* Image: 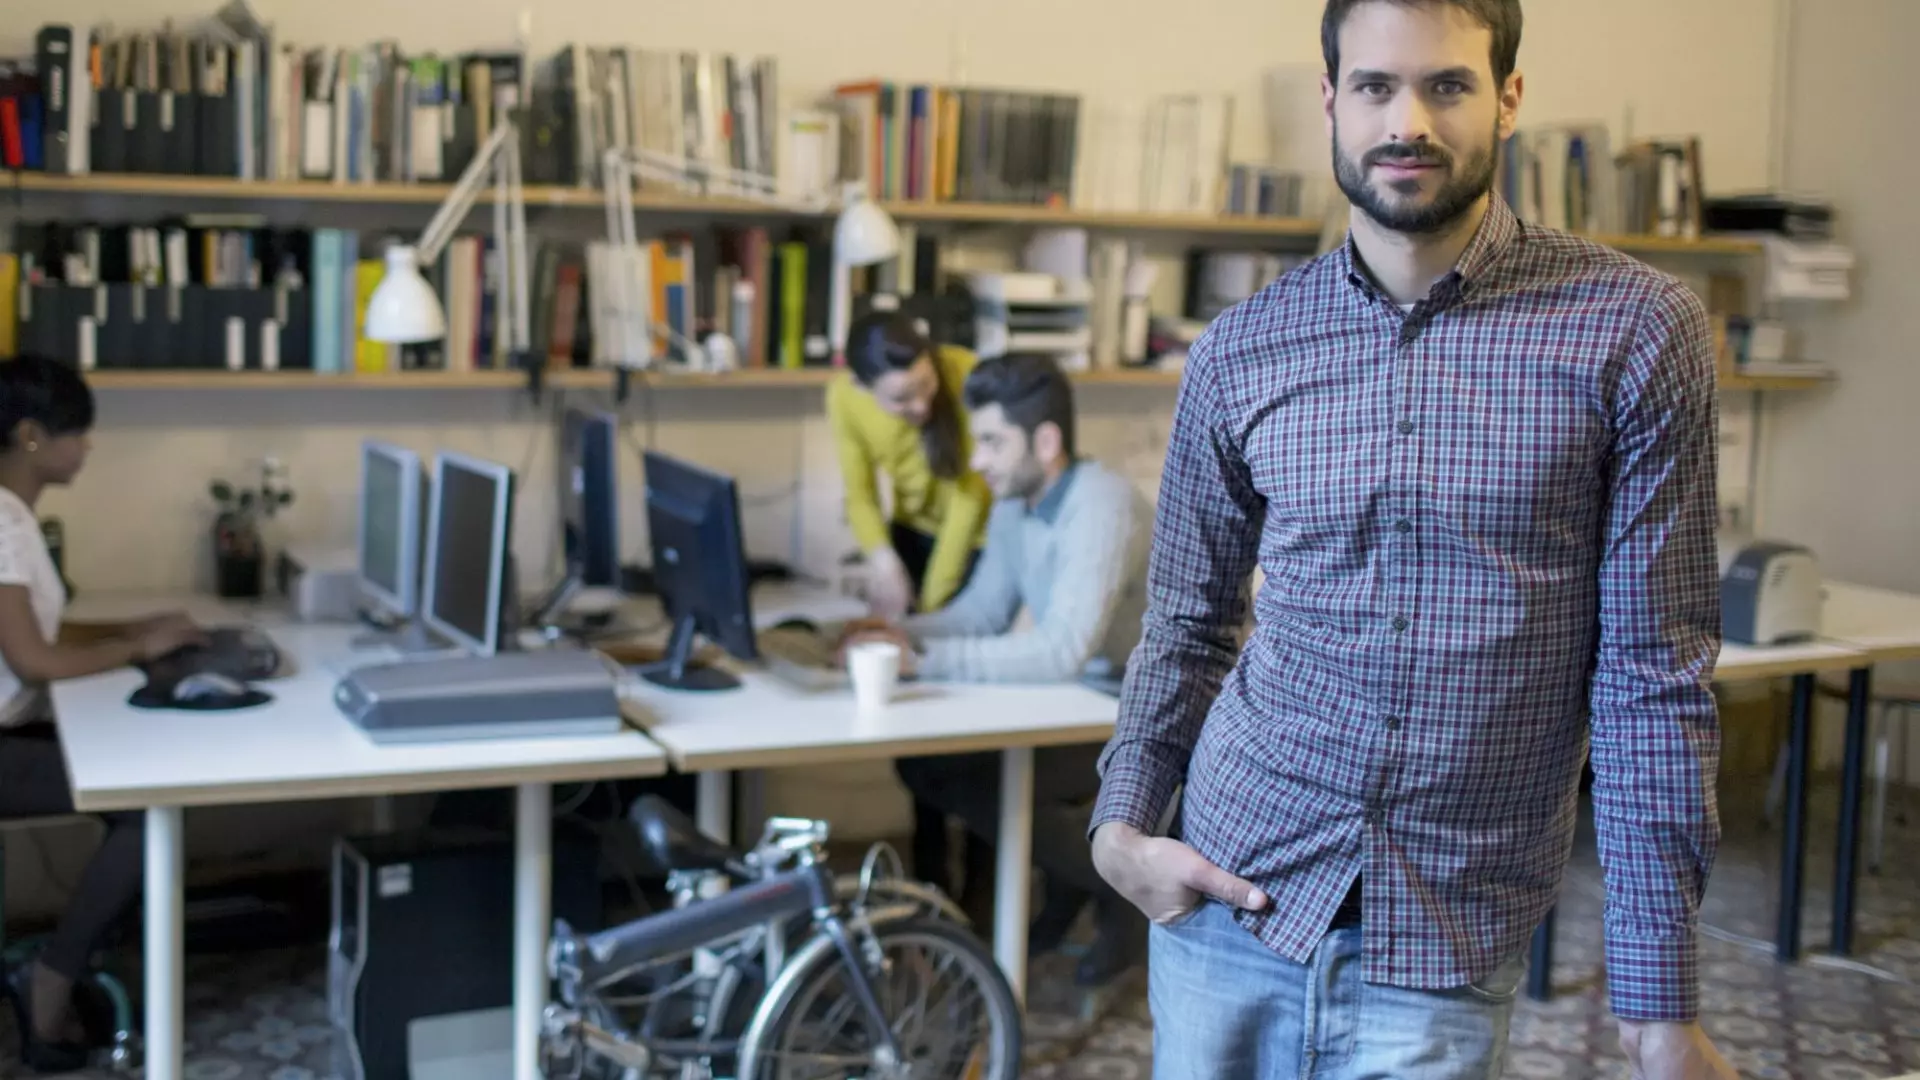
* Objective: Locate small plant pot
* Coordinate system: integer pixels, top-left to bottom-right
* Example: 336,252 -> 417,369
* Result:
213,513 -> 264,600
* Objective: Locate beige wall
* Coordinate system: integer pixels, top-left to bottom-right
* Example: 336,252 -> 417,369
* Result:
0,0 -> 1793,912
1758,0 -> 1920,775
1762,0 -> 1919,590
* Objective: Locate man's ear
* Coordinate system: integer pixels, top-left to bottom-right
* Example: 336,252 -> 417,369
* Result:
1032,421 -> 1063,465
1321,71 -> 1337,138
11,420 -> 42,450
1497,71 -> 1524,140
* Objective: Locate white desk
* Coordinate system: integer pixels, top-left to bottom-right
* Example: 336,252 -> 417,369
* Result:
52,598 -> 670,1080
1814,582 -> 1920,957
624,671 -> 1119,1000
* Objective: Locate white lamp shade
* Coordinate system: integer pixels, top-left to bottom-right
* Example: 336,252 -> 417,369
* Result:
834,197 -> 902,267
363,245 -> 447,344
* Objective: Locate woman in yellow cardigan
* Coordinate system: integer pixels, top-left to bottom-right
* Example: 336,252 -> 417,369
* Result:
827,312 -> 991,618
829,312 -> 994,902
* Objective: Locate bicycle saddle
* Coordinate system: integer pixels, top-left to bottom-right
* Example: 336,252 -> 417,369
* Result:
628,795 -> 748,877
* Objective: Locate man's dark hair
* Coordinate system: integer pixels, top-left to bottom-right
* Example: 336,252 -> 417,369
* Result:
0,354 -> 94,450
1321,0 -> 1523,87
962,355 -> 1076,457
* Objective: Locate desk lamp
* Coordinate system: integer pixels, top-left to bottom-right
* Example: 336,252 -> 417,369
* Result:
364,120 -> 533,387
600,152 -> 900,385
828,181 -> 902,363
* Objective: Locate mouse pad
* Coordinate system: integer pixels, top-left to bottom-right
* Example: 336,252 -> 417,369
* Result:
126,683 -> 275,711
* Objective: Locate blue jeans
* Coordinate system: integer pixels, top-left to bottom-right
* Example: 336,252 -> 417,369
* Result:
1147,901 -> 1524,1080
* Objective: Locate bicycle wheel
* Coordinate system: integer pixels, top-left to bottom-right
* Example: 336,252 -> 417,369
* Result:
737,915 -> 1021,1080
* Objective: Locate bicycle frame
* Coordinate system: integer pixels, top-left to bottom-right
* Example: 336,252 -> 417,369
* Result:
563,864 -> 834,989
548,852 -> 911,1073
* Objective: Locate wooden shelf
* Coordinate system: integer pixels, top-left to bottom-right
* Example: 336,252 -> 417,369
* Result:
1719,371 -> 1835,392
85,369 -> 599,390
1588,232 -> 1763,256
80,365 -> 1196,391
882,200 -> 1322,238
5,173 -> 1770,253
0,171 -> 804,217
84,365 -> 1823,393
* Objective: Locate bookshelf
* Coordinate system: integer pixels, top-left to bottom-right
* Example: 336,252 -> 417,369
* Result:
80,366 -> 1820,393
2,172 -> 1766,252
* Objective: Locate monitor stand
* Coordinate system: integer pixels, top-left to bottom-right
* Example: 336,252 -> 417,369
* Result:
527,575 -> 631,643
350,619 -> 447,656
636,615 -> 740,692
351,608 -> 447,655
525,574 -> 582,636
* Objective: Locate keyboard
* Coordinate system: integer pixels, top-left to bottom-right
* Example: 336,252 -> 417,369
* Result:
756,626 -> 849,691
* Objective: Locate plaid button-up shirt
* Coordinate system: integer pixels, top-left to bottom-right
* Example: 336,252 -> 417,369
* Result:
1093,194 -> 1722,1022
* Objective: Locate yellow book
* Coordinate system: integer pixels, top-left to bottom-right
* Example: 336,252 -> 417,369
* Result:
352,259 -> 392,373
0,255 -> 17,359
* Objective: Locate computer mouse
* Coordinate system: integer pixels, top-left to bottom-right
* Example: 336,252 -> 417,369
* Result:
172,672 -> 252,705
772,617 -> 822,635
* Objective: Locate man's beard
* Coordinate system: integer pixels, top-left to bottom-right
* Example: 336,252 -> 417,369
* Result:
1003,456 -> 1048,502
1332,121 -> 1498,235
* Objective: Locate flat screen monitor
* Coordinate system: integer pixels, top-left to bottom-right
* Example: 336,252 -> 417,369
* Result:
639,450 -> 757,691
358,440 -> 424,620
560,408 -> 620,589
421,450 -> 516,657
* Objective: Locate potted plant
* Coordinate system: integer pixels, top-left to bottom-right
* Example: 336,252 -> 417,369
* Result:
209,459 -> 294,599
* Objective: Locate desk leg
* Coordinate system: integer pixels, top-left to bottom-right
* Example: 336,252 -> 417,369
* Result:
144,805 -> 184,1080
512,783 -> 552,1080
994,747 -> 1034,1004
696,770 -> 733,844
1832,666 -> 1873,955
1778,673 -> 1814,962
1527,906 -> 1556,1002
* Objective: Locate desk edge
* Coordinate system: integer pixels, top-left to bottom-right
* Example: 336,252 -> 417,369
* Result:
650,722 -> 1116,773
68,754 -> 670,813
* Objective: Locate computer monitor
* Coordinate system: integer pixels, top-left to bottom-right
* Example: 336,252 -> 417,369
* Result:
638,451 -> 757,692
422,450 -> 517,657
357,440 -> 425,623
530,408 -> 621,631
562,409 -> 620,587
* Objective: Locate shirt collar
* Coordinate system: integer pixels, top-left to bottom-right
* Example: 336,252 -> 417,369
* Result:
1029,459 -> 1082,524
1339,191 -> 1521,300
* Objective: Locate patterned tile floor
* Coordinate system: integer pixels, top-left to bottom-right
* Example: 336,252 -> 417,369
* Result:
3,782 -> 1917,1079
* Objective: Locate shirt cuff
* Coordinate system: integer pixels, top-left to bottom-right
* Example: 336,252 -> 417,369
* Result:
1088,748 -> 1180,840
1605,929 -> 1700,1022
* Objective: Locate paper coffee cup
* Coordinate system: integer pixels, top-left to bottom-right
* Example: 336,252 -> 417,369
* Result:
846,641 -> 902,712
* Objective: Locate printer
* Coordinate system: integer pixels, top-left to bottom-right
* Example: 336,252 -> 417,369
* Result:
1718,537 -> 1823,646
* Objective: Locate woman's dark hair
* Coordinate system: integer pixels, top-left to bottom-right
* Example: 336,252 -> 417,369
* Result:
846,311 -> 964,480
0,354 -> 94,451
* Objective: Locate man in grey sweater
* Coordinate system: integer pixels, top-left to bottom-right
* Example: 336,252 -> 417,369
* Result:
844,354 -> 1153,985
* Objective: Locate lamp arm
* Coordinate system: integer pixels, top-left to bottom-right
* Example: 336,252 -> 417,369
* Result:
505,134 -> 531,354
417,121 -> 520,265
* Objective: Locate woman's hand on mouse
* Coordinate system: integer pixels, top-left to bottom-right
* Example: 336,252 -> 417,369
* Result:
137,611 -> 199,637
134,620 -> 208,663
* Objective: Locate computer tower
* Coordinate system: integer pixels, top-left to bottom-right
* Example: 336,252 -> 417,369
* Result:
328,826 -> 602,1080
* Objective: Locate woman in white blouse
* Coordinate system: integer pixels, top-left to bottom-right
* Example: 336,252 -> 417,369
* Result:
0,355 -> 206,1072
